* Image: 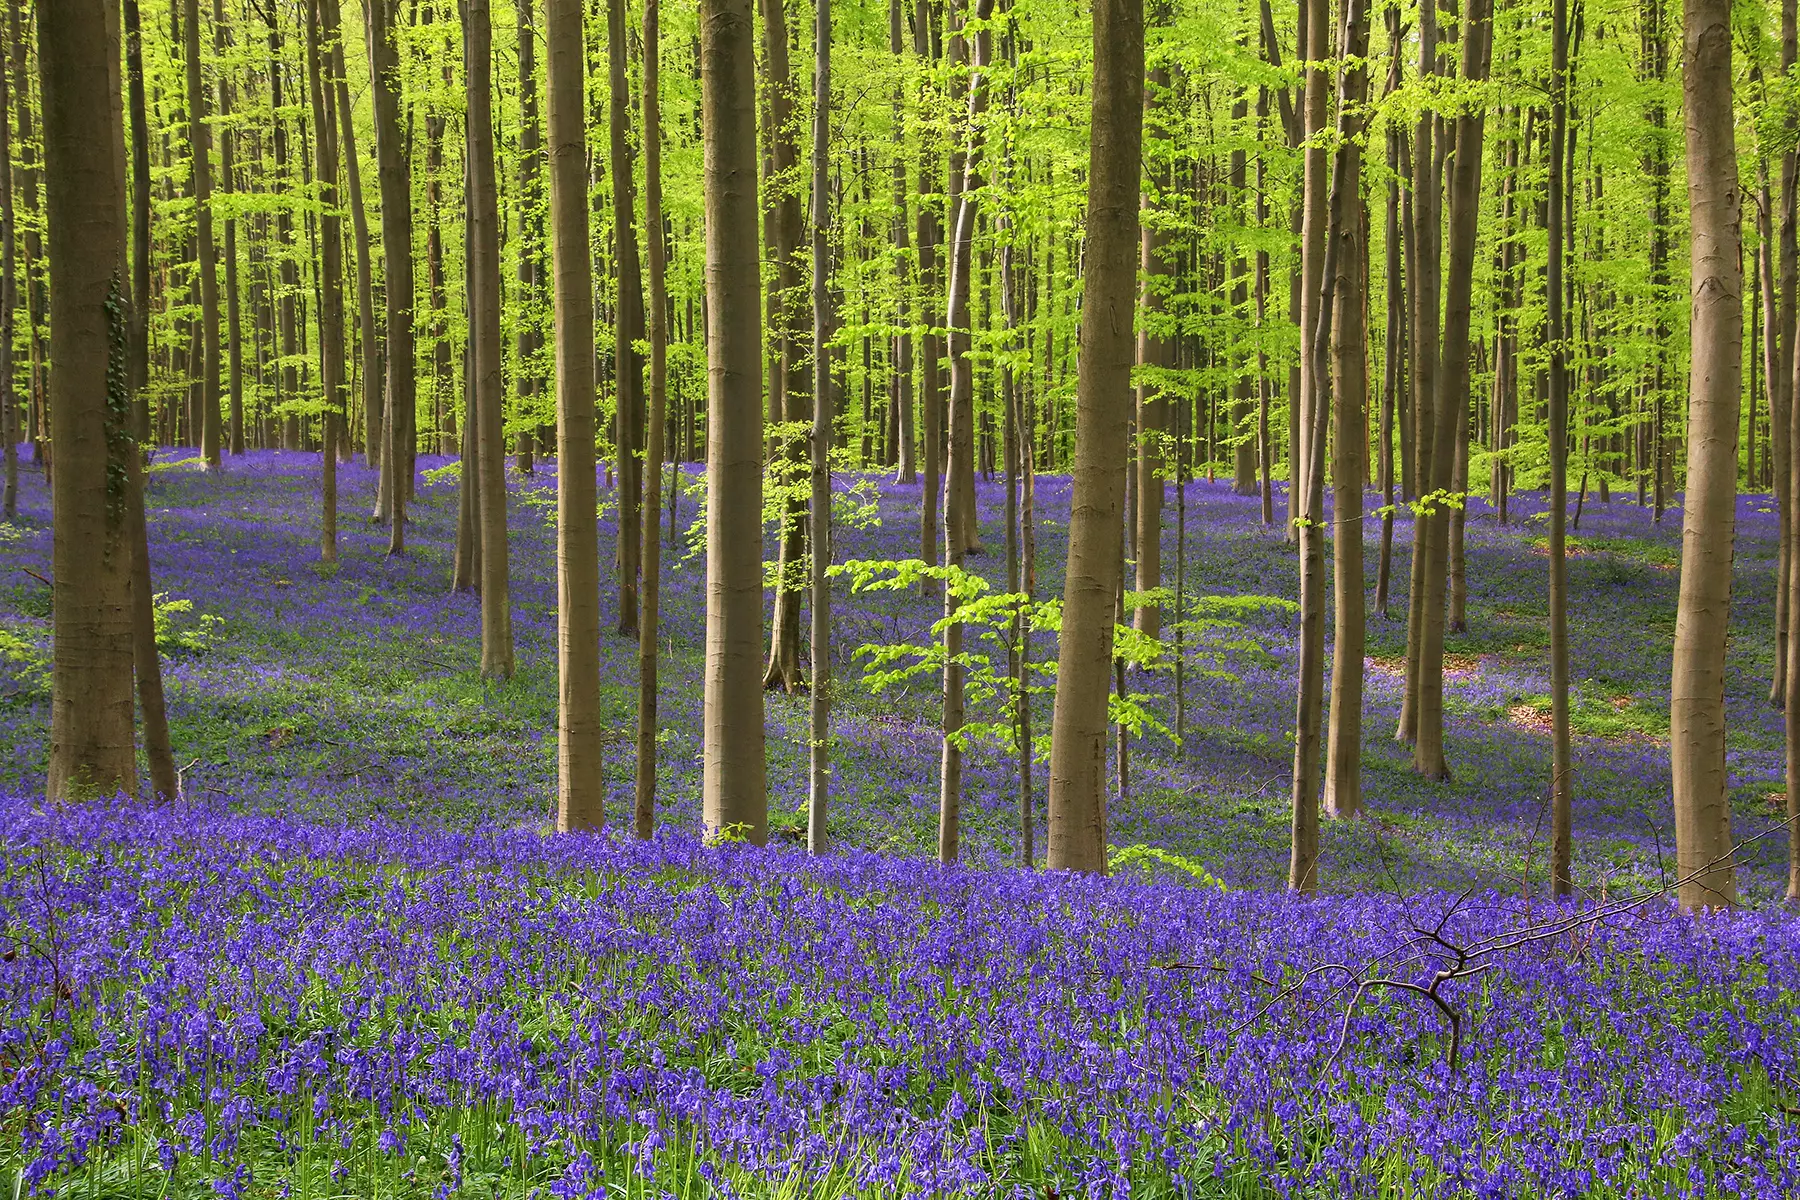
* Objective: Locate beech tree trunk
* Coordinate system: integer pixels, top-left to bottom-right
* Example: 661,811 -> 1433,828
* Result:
635,0 -> 669,838
332,5 -> 377,471
0,9 -> 15,520
365,0 -> 416,554
1548,0 -> 1575,896
43,0 -> 140,801
1046,0 -> 1142,875
550,0 -> 603,832
610,0 -> 647,637
215,0 -> 244,457
1671,0 -> 1741,911
307,0 -> 345,562
467,0 -> 514,679
184,0 -> 222,468
1135,59 -> 1171,639
700,0 -> 769,844
807,0 -> 833,854
762,0 -> 807,689
937,0 -> 997,864
1323,0 -> 1373,822
1412,0 -> 1491,781
1397,1 -> 1440,747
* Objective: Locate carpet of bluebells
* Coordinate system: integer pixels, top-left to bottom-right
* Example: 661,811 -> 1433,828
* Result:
1,449 -> 1798,1197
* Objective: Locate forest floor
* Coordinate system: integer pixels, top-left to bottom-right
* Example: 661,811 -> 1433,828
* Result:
1,448 -> 1792,897
1,450 -> 1797,1197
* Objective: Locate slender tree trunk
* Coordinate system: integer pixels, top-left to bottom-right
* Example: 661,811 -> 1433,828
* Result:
1135,59 -> 1171,638
917,1 -> 943,597
214,0 -> 243,456
468,0 -> 514,679
43,0 -> 140,801
937,0 -> 997,864
889,0 -> 916,485
184,0 -> 222,467
333,10 -> 377,471
1046,0 -> 1142,875
549,0 -> 603,832
700,0 -> 768,844
1397,0 -> 1441,748
1285,0 -> 1332,887
1375,9 -> 1403,615
307,0 -> 344,562
635,0 -> 669,838
1323,0 -> 1373,821
366,0 -> 415,552
1,9 -> 16,520
1671,0 -> 1741,910
1773,0 -> 1798,709
612,0 -> 647,637
514,0 -> 543,475
807,0 -> 833,854
1411,0 -> 1490,781
1548,0 -> 1575,896
10,0 -> 42,467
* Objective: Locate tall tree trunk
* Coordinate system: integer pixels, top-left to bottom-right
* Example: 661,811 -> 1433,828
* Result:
1,8 -> 16,520
807,0 -> 833,854
1397,0 -> 1441,748
333,8 -> 377,470
1773,0 -> 1798,709
762,0 -> 807,689
468,0 -> 514,679
269,10 -> 300,454
1548,0 -> 1575,896
1323,0 -> 1373,821
1671,0 -> 1741,911
1375,4 -> 1403,615
700,0 -> 768,844
307,0 -> 345,562
9,0 -> 41,467
917,0 -> 943,597
515,0 -> 543,475
1411,0 -> 1490,780
937,0 -> 997,864
636,0 -> 668,838
889,0 -> 916,485
366,0 -> 415,553
1285,0 -> 1332,887
1046,0 -> 1142,875
42,0 -> 140,801
214,0 -> 244,456
550,0 -> 603,832
184,0 -> 222,467
611,0 -> 647,637
1135,58 -> 1171,638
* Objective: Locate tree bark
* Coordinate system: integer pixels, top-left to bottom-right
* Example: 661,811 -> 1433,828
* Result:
937,0 -> 997,864
762,0 -> 808,689
700,0 -> 769,844
42,0 -> 140,801
184,0 -> 223,468
1323,0 -> 1374,822
636,0 -> 669,838
807,0 -> 833,854
611,0 -> 648,638
1046,0 -> 1142,875
332,3 -> 377,471
1135,60 -> 1172,638
550,0 -> 603,833
1412,0 -> 1491,781
365,0 -> 416,554
1397,0 -> 1441,747
1671,0 -> 1741,910
307,0 -> 346,562
468,0 -> 514,679
1548,0 -> 1575,896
